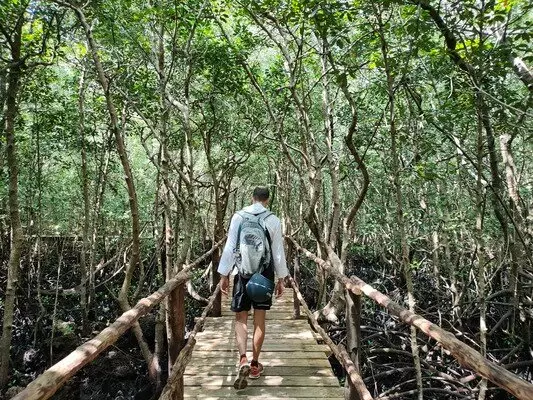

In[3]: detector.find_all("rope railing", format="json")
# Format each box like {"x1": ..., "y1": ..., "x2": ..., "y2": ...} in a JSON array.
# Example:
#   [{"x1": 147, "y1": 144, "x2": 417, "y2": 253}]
[
  {"x1": 159, "y1": 283, "x2": 222, "y2": 399},
  {"x1": 287, "y1": 275, "x2": 373, "y2": 400},
  {"x1": 13, "y1": 238, "x2": 226, "y2": 400},
  {"x1": 286, "y1": 236, "x2": 533, "y2": 400}
]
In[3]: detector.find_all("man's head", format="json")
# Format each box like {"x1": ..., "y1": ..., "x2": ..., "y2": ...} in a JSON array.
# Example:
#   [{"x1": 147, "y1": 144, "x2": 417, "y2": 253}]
[{"x1": 252, "y1": 186, "x2": 270, "y2": 204}]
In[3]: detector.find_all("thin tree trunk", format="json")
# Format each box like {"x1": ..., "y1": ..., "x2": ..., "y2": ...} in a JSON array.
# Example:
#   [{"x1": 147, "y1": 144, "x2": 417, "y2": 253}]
[
  {"x1": 476, "y1": 92, "x2": 509, "y2": 248},
  {"x1": 33, "y1": 107, "x2": 45, "y2": 346},
  {"x1": 0, "y1": 17, "x2": 24, "y2": 389},
  {"x1": 432, "y1": 231, "x2": 440, "y2": 288},
  {"x1": 165, "y1": 16, "x2": 198, "y2": 374},
  {"x1": 319, "y1": 37, "x2": 341, "y2": 249},
  {"x1": 79, "y1": 66, "x2": 90, "y2": 335},
  {"x1": 316, "y1": 36, "x2": 346, "y2": 323},
  {"x1": 499, "y1": 134, "x2": 527, "y2": 332},
  {"x1": 375, "y1": 6, "x2": 423, "y2": 399},
  {"x1": 210, "y1": 183, "x2": 226, "y2": 317},
  {"x1": 155, "y1": 20, "x2": 176, "y2": 378},
  {"x1": 50, "y1": 241, "x2": 66, "y2": 364},
  {"x1": 0, "y1": 69, "x2": 7, "y2": 138},
  {"x1": 476, "y1": 103, "x2": 488, "y2": 400},
  {"x1": 88, "y1": 138, "x2": 111, "y2": 302},
  {"x1": 153, "y1": 149, "x2": 164, "y2": 391}
]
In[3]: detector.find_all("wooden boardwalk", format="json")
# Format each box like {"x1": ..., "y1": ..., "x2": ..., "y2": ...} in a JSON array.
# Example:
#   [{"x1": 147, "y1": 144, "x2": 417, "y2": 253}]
[{"x1": 184, "y1": 287, "x2": 344, "y2": 399}]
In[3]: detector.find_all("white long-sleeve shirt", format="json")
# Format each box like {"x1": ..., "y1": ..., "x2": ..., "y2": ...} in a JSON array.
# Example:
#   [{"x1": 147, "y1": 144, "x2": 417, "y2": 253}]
[{"x1": 217, "y1": 202, "x2": 289, "y2": 279}]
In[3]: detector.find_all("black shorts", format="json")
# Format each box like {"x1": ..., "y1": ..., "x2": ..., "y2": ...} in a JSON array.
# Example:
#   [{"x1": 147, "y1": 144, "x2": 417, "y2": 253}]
[{"x1": 231, "y1": 274, "x2": 272, "y2": 312}]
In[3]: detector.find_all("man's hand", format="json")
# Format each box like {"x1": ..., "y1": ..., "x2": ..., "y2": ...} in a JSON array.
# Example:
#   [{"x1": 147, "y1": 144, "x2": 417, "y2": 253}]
[
  {"x1": 220, "y1": 275, "x2": 229, "y2": 296},
  {"x1": 275, "y1": 278, "x2": 285, "y2": 299}
]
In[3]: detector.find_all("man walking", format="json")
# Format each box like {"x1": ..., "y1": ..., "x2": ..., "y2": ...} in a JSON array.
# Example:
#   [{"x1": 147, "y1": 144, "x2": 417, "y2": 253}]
[{"x1": 218, "y1": 186, "x2": 289, "y2": 390}]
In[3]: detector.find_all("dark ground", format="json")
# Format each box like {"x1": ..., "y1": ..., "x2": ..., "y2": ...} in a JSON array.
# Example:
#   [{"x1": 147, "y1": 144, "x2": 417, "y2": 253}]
[{"x1": 1, "y1": 238, "x2": 531, "y2": 399}]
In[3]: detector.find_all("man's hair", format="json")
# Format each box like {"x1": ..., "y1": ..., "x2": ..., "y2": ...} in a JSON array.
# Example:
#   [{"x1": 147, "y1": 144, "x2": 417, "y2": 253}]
[{"x1": 252, "y1": 186, "x2": 270, "y2": 201}]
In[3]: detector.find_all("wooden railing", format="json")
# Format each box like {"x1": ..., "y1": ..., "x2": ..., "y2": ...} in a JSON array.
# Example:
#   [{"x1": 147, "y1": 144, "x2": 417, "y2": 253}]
[
  {"x1": 287, "y1": 236, "x2": 533, "y2": 400},
  {"x1": 159, "y1": 283, "x2": 221, "y2": 399},
  {"x1": 288, "y1": 275, "x2": 373, "y2": 400},
  {"x1": 15, "y1": 234, "x2": 533, "y2": 400},
  {"x1": 13, "y1": 239, "x2": 225, "y2": 400}
]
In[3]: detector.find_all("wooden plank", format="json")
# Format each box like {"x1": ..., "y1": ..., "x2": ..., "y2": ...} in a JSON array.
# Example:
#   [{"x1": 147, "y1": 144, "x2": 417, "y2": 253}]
[
  {"x1": 188, "y1": 351, "x2": 333, "y2": 361},
  {"x1": 184, "y1": 386, "x2": 344, "y2": 398},
  {"x1": 196, "y1": 332, "x2": 315, "y2": 340},
  {"x1": 202, "y1": 320, "x2": 309, "y2": 327},
  {"x1": 200, "y1": 319, "x2": 308, "y2": 326},
  {"x1": 187, "y1": 360, "x2": 332, "y2": 369},
  {"x1": 220, "y1": 313, "x2": 304, "y2": 320},
  {"x1": 184, "y1": 375, "x2": 340, "y2": 387},
  {"x1": 193, "y1": 344, "x2": 330, "y2": 352},
  {"x1": 196, "y1": 338, "x2": 316, "y2": 346},
  {"x1": 184, "y1": 366, "x2": 336, "y2": 376}
]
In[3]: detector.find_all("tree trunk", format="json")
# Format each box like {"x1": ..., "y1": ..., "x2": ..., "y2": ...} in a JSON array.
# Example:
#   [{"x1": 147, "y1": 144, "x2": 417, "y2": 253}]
[
  {"x1": 33, "y1": 103, "x2": 45, "y2": 346},
  {"x1": 344, "y1": 289, "x2": 362, "y2": 400},
  {"x1": 88, "y1": 139, "x2": 110, "y2": 303},
  {"x1": 153, "y1": 150, "x2": 164, "y2": 391},
  {"x1": 432, "y1": 230, "x2": 440, "y2": 288},
  {"x1": 0, "y1": 69, "x2": 7, "y2": 170},
  {"x1": 0, "y1": 17, "x2": 24, "y2": 389},
  {"x1": 210, "y1": 184, "x2": 225, "y2": 317},
  {"x1": 476, "y1": 92, "x2": 509, "y2": 249},
  {"x1": 316, "y1": 36, "x2": 345, "y2": 323},
  {"x1": 499, "y1": 134, "x2": 528, "y2": 332},
  {"x1": 79, "y1": 66, "x2": 90, "y2": 335},
  {"x1": 375, "y1": 5, "x2": 423, "y2": 398},
  {"x1": 476, "y1": 102, "x2": 488, "y2": 400},
  {"x1": 165, "y1": 23, "x2": 197, "y2": 372}
]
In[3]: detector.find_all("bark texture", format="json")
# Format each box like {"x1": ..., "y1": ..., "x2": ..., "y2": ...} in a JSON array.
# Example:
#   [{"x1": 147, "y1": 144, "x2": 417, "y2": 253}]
[{"x1": 0, "y1": 15, "x2": 24, "y2": 389}]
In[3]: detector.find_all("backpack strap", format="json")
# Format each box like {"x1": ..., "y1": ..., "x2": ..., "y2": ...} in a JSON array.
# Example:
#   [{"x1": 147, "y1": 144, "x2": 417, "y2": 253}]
[
  {"x1": 234, "y1": 211, "x2": 246, "y2": 253},
  {"x1": 257, "y1": 212, "x2": 275, "y2": 277},
  {"x1": 258, "y1": 211, "x2": 272, "y2": 220},
  {"x1": 257, "y1": 211, "x2": 273, "y2": 250},
  {"x1": 258, "y1": 211, "x2": 272, "y2": 239}
]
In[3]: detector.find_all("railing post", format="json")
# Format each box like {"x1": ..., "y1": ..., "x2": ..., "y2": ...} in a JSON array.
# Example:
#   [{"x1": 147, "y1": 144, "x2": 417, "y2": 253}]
[
  {"x1": 345, "y1": 284, "x2": 362, "y2": 400},
  {"x1": 292, "y1": 254, "x2": 301, "y2": 319},
  {"x1": 210, "y1": 241, "x2": 222, "y2": 317}
]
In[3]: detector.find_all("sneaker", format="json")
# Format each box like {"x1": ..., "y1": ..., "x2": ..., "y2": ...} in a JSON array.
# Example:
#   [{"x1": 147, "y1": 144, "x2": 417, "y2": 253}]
[
  {"x1": 233, "y1": 363, "x2": 250, "y2": 390},
  {"x1": 249, "y1": 362, "x2": 263, "y2": 379}
]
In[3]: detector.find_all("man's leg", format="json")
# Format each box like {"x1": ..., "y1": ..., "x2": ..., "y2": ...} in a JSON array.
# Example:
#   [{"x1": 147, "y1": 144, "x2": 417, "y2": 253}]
[
  {"x1": 250, "y1": 309, "x2": 266, "y2": 378},
  {"x1": 232, "y1": 275, "x2": 251, "y2": 390},
  {"x1": 235, "y1": 310, "x2": 249, "y2": 363}
]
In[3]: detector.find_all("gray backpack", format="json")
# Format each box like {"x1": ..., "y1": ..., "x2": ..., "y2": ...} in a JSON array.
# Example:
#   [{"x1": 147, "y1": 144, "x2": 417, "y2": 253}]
[{"x1": 234, "y1": 210, "x2": 273, "y2": 278}]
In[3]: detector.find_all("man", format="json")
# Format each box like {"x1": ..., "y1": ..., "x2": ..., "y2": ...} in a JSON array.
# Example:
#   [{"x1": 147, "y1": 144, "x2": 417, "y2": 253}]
[{"x1": 218, "y1": 186, "x2": 289, "y2": 390}]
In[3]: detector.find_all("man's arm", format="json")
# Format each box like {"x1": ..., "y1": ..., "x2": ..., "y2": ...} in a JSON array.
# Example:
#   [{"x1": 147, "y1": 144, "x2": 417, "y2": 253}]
[
  {"x1": 270, "y1": 218, "x2": 289, "y2": 278},
  {"x1": 218, "y1": 213, "x2": 241, "y2": 295},
  {"x1": 269, "y1": 217, "x2": 289, "y2": 298}
]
